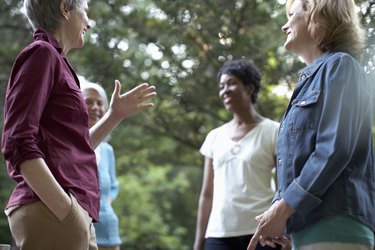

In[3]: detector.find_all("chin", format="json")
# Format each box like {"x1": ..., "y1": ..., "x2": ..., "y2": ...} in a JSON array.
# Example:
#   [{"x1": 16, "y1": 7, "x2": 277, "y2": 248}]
[
  {"x1": 78, "y1": 41, "x2": 85, "y2": 48},
  {"x1": 284, "y1": 41, "x2": 293, "y2": 51},
  {"x1": 75, "y1": 37, "x2": 85, "y2": 48},
  {"x1": 224, "y1": 105, "x2": 233, "y2": 112}
]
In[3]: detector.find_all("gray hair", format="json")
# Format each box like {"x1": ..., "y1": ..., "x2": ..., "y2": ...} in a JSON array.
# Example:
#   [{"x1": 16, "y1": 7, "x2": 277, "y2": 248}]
[
  {"x1": 80, "y1": 78, "x2": 109, "y2": 110},
  {"x1": 23, "y1": 0, "x2": 86, "y2": 32}
]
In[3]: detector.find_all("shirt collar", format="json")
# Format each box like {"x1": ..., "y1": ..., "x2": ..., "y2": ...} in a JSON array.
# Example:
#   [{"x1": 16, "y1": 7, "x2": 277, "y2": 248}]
[
  {"x1": 33, "y1": 29, "x2": 64, "y2": 56},
  {"x1": 301, "y1": 52, "x2": 331, "y2": 79}
]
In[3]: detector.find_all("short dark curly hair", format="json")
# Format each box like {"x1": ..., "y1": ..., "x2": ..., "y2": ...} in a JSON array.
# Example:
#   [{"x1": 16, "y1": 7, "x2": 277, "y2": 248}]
[{"x1": 217, "y1": 59, "x2": 261, "y2": 104}]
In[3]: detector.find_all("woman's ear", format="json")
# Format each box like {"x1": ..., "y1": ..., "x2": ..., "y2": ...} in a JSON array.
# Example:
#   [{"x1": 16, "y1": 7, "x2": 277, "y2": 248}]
[
  {"x1": 60, "y1": 1, "x2": 70, "y2": 20},
  {"x1": 246, "y1": 84, "x2": 255, "y2": 96}
]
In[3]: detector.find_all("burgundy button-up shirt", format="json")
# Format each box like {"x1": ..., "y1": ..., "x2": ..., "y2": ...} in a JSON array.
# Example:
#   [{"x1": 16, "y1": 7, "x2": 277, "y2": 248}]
[{"x1": 2, "y1": 29, "x2": 99, "y2": 221}]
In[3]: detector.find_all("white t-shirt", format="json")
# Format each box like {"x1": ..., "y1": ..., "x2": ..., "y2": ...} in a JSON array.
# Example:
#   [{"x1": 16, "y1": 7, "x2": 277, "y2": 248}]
[{"x1": 200, "y1": 118, "x2": 279, "y2": 238}]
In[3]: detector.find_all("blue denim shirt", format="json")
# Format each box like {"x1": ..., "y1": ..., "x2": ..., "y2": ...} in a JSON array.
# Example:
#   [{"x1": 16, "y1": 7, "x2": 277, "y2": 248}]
[{"x1": 274, "y1": 52, "x2": 375, "y2": 234}]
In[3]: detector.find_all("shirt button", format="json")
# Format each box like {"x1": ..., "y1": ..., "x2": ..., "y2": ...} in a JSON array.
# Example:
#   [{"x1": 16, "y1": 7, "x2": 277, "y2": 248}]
[
  {"x1": 278, "y1": 159, "x2": 282, "y2": 165},
  {"x1": 300, "y1": 100, "x2": 306, "y2": 105}
]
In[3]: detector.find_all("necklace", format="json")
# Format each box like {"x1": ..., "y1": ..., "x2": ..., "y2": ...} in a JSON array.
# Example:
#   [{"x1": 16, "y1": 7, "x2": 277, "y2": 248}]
[{"x1": 231, "y1": 144, "x2": 241, "y2": 155}]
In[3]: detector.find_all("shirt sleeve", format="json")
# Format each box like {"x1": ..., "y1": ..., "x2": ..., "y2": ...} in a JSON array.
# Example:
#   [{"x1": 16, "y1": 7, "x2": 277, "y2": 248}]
[
  {"x1": 108, "y1": 144, "x2": 119, "y2": 200},
  {"x1": 271, "y1": 121, "x2": 279, "y2": 159},
  {"x1": 199, "y1": 128, "x2": 218, "y2": 158},
  {"x1": 2, "y1": 42, "x2": 55, "y2": 171},
  {"x1": 283, "y1": 55, "x2": 371, "y2": 214}
]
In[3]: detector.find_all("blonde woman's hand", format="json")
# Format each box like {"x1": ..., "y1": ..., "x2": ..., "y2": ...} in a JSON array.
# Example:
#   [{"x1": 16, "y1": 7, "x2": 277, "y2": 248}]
[{"x1": 247, "y1": 199, "x2": 294, "y2": 250}]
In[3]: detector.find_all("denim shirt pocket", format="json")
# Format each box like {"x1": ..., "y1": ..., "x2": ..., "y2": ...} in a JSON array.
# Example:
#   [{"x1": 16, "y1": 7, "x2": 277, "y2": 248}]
[{"x1": 289, "y1": 91, "x2": 320, "y2": 132}]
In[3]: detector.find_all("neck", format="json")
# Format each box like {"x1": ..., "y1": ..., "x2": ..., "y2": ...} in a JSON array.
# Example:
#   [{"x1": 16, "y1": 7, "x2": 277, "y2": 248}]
[
  {"x1": 232, "y1": 105, "x2": 263, "y2": 125},
  {"x1": 52, "y1": 29, "x2": 70, "y2": 54},
  {"x1": 299, "y1": 46, "x2": 324, "y2": 65}
]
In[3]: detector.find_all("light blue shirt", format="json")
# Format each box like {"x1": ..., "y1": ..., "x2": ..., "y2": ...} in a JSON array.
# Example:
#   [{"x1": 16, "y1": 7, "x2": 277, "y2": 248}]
[
  {"x1": 94, "y1": 142, "x2": 121, "y2": 246},
  {"x1": 274, "y1": 52, "x2": 375, "y2": 234}
]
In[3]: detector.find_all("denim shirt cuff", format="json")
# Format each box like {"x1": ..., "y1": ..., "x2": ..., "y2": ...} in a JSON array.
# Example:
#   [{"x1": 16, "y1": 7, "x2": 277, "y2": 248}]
[
  {"x1": 283, "y1": 179, "x2": 322, "y2": 215},
  {"x1": 272, "y1": 191, "x2": 282, "y2": 204}
]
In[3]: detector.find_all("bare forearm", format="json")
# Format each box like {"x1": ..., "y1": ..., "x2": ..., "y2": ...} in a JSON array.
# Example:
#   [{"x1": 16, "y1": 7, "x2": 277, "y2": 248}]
[
  {"x1": 194, "y1": 196, "x2": 212, "y2": 250},
  {"x1": 20, "y1": 158, "x2": 71, "y2": 220},
  {"x1": 89, "y1": 110, "x2": 121, "y2": 149}
]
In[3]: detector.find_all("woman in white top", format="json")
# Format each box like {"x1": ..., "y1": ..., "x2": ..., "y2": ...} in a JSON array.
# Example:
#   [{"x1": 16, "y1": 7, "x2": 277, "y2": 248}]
[{"x1": 194, "y1": 59, "x2": 281, "y2": 250}]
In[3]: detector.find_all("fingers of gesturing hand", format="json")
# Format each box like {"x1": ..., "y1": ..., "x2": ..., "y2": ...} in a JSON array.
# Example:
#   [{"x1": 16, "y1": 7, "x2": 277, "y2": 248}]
[
  {"x1": 122, "y1": 82, "x2": 157, "y2": 102},
  {"x1": 136, "y1": 85, "x2": 157, "y2": 102},
  {"x1": 112, "y1": 80, "x2": 157, "y2": 103},
  {"x1": 111, "y1": 80, "x2": 121, "y2": 98},
  {"x1": 109, "y1": 80, "x2": 157, "y2": 120}
]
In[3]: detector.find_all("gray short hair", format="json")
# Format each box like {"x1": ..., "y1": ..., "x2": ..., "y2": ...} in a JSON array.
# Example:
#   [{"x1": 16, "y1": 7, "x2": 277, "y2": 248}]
[
  {"x1": 23, "y1": 0, "x2": 86, "y2": 32},
  {"x1": 80, "y1": 77, "x2": 109, "y2": 111}
]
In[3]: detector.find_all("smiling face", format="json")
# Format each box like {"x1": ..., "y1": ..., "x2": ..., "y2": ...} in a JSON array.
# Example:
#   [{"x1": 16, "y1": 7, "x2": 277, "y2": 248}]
[
  {"x1": 281, "y1": 0, "x2": 314, "y2": 54},
  {"x1": 83, "y1": 89, "x2": 106, "y2": 128},
  {"x1": 219, "y1": 74, "x2": 253, "y2": 112},
  {"x1": 60, "y1": 0, "x2": 91, "y2": 52}
]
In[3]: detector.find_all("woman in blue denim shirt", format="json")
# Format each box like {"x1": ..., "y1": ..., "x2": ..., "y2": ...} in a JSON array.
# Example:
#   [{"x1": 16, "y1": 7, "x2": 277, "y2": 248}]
[{"x1": 248, "y1": 0, "x2": 375, "y2": 250}]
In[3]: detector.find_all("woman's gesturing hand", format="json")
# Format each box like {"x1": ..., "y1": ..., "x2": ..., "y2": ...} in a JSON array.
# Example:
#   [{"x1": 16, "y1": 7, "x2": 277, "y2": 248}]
[{"x1": 109, "y1": 80, "x2": 157, "y2": 122}]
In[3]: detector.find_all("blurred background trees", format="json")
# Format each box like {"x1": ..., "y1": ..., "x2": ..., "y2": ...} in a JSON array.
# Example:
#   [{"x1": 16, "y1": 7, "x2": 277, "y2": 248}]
[{"x1": 0, "y1": 0, "x2": 374, "y2": 248}]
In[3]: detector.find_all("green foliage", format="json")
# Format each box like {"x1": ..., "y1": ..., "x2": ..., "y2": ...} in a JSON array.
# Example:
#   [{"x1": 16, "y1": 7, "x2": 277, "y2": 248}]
[
  {"x1": 0, "y1": 0, "x2": 374, "y2": 248},
  {"x1": 114, "y1": 165, "x2": 201, "y2": 249},
  {"x1": 0, "y1": 166, "x2": 14, "y2": 244}
]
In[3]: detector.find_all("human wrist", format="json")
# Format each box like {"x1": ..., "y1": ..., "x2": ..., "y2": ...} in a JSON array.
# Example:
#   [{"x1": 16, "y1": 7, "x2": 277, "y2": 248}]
[
  {"x1": 277, "y1": 199, "x2": 294, "y2": 218},
  {"x1": 49, "y1": 192, "x2": 72, "y2": 221}
]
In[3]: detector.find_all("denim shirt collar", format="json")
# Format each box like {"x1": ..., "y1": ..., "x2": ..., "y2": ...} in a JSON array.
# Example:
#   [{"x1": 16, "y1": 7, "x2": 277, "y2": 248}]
[{"x1": 300, "y1": 52, "x2": 331, "y2": 80}]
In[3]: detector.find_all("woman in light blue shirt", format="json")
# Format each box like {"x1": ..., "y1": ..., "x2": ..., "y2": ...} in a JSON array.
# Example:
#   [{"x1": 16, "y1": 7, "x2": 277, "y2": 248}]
[
  {"x1": 82, "y1": 80, "x2": 121, "y2": 250},
  {"x1": 248, "y1": 0, "x2": 375, "y2": 250}
]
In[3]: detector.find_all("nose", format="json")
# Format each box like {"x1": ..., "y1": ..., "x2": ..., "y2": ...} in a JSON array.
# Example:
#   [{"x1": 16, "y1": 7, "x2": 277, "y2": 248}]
[
  {"x1": 85, "y1": 19, "x2": 92, "y2": 30},
  {"x1": 281, "y1": 23, "x2": 288, "y2": 33},
  {"x1": 87, "y1": 20, "x2": 92, "y2": 30},
  {"x1": 281, "y1": 18, "x2": 290, "y2": 33},
  {"x1": 221, "y1": 84, "x2": 228, "y2": 92},
  {"x1": 89, "y1": 101, "x2": 99, "y2": 110},
  {"x1": 219, "y1": 85, "x2": 230, "y2": 98}
]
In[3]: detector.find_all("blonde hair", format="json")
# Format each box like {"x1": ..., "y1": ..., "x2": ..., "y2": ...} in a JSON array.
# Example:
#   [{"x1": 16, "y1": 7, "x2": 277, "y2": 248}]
[{"x1": 286, "y1": 0, "x2": 366, "y2": 60}]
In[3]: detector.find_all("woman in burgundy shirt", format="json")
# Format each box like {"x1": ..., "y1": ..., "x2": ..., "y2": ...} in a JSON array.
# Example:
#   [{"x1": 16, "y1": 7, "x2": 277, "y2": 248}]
[{"x1": 2, "y1": 0, "x2": 156, "y2": 249}]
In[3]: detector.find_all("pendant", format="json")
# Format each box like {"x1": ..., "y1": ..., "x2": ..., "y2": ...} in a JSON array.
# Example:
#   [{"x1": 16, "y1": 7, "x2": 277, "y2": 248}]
[{"x1": 231, "y1": 144, "x2": 241, "y2": 155}]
